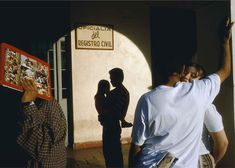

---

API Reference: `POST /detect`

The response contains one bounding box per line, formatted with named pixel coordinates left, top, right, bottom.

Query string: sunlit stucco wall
left=196, top=2, right=235, bottom=167
left=70, top=3, right=152, bottom=144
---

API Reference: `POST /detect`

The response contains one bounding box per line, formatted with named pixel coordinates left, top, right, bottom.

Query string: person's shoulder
left=136, top=94, right=147, bottom=105
left=122, top=86, right=129, bottom=95
left=44, top=98, right=56, bottom=103
left=188, top=74, right=220, bottom=89
left=123, top=86, right=129, bottom=93
left=209, top=103, right=217, bottom=109
left=174, top=81, right=190, bottom=88
left=203, top=73, right=220, bottom=83
left=43, top=98, right=61, bottom=108
left=110, top=87, right=126, bottom=95
left=140, top=89, right=155, bottom=100
left=206, top=104, right=220, bottom=114
left=117, top=85, right=128, bottom=92
left=109, top=88, right=117, bottom=95
left=205, top=104, right=223, bottom=123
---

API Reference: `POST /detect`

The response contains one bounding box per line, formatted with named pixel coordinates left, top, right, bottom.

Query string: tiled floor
left=67, top=144, right=130, bottom=168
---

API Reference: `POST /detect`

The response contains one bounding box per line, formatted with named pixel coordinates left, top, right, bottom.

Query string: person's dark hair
left=157, top=60, right=183, bottom=84
left=109, top=68, right=124, bottom=82
left=185, top=62, right=207, bottom=79
left=96, top=79, right=110, bottom=95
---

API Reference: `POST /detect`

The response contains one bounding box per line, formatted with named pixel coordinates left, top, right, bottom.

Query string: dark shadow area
left=0, top=1, right=70, bottom=61
left=66, top=144, right=130, bottom=168
left=93, top=68, right=131, bottom=168
left=0, top=86, right=27, bottom=167
left=150, top=7, right=197, bottom=87
left=0, top=1, right=70, bottom=166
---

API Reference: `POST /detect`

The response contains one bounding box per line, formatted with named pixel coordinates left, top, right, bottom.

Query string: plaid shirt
left=17, top=99, right=67, bottom=168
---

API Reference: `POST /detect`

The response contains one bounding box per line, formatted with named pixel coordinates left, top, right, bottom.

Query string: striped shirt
left=17, top=99, right=67, bottom=168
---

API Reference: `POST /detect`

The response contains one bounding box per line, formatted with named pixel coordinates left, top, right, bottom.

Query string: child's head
left=97, top=79, right=110, bottom=94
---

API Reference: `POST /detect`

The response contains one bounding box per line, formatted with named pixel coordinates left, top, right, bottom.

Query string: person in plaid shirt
left=17, top=78, right=67, bottom=168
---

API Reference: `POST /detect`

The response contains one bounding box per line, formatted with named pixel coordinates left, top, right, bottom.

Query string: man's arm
left=216, top=18, right=234, bottom=83
left=128, top=142, right=141, bottom=168
left=203, top=104, right=228, bottom=164
left=210, top=130, right=228, bottom=164
left=129, top=96, right=148, bottom=167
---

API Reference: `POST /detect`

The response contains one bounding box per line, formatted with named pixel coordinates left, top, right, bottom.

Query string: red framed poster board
left=0, top=43, right=51, bottom=100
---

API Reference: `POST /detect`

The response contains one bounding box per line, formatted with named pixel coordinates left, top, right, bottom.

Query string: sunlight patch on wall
left=71, top=29, right=152, bottom=143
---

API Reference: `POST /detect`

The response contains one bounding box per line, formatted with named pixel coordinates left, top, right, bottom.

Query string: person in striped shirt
left=17, top=79, right=67, bottom=168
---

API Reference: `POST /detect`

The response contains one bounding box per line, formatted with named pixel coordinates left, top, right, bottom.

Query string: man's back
left=108, top=85, right=129, bottom=120
left=131, top=74, right=220, bottom=167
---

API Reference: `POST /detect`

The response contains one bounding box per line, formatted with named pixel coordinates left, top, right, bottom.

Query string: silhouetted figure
left=94, top=79, right=111, bottom=167
left=104, top=68, right=131, bottom=168
left=95, top=76, right=132, bottom=168
left=95, top=68, right=131, bottom=168
left=108, top=68, right=132, bottom=128
left=94, top=79, right=110, bottom=126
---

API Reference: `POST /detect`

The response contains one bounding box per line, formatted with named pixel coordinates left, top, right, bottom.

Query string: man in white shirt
left=181, top=63, right=228, bottom=168
left=128, top=19, right=233, bottom=168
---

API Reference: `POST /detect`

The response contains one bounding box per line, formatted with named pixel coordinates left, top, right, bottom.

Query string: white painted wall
left=70, top=3, right=152, bottom=144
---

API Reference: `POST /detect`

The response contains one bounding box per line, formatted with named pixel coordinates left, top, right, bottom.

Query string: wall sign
left=75, top=24, right=114, bottom=50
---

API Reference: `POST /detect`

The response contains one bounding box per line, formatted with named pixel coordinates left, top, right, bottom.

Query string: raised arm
left=216, top=18, right=234, bottom=83
left=204, top=104, right=228, bottom=164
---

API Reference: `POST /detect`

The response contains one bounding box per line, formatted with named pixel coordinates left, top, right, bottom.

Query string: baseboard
left=73, top=137, right=131, bottom=150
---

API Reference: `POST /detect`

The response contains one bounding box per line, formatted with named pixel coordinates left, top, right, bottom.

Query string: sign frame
left=75, top=23, right=114, bottom=50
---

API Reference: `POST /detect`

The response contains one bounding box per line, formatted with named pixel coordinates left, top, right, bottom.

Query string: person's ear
left=172, top=72, right=180, bottom=77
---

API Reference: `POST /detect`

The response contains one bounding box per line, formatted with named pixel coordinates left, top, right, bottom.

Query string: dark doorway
left=0, top=1, right=70, bottom=61
left=150, top=7, right=197, bottom=87
left=0, top=2, right=70, bottom=166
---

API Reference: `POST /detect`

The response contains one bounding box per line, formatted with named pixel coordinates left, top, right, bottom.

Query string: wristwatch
left=22, top=101, right=35, bottom=106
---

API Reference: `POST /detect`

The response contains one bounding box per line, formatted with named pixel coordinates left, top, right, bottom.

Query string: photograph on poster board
left=20, top=55, right=37, bottom=80
left=4, top=48, right=21, bottom=86
left=35, top=62, right=50, bottom=97
left=0, top=43, right=51, bottom=100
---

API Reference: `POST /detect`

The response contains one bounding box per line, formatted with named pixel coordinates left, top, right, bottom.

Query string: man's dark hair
left=157, top=60, right=183, bottom=84
left=109, top=68, right=124, bottom=82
